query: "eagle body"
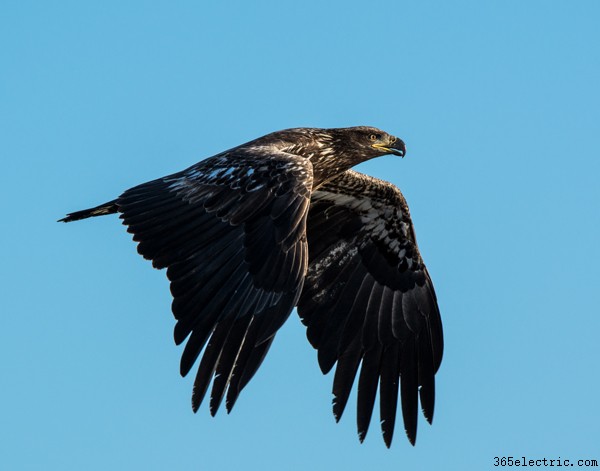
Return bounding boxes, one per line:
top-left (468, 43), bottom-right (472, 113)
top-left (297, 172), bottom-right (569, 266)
top-left (60, 126), bottom-right (443, 448)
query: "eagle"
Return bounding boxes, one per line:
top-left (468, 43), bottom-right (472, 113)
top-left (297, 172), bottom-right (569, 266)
top-left (60, 126), bottom-right (443, 448)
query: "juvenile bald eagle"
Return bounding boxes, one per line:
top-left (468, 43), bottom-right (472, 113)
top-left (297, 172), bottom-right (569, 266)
top-left (60, 126), bottom-right (443, 448)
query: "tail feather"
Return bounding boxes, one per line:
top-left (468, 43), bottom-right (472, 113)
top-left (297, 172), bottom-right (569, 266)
top-left (58, 200), bottom-right (119, 223)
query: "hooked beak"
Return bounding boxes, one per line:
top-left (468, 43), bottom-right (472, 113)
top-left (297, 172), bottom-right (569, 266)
top-left (372, 137), bottom-right (406, 157)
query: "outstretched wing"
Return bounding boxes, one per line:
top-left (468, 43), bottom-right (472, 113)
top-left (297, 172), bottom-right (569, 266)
top-left (297, 170), bottom-right (443, 447)
top-left (118, 148), bottom-right (313, 414)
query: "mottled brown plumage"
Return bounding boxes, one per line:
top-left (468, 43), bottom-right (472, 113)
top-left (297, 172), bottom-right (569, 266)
top-left (59, 126), bottom-right (442, 448)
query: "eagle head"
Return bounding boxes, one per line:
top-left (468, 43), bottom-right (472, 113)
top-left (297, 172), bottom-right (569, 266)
top-left (338, 126), bottom-right (406, 158)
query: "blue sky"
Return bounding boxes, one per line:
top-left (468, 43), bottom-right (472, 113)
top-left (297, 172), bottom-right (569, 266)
top-left (2, 1), bottom-right (599, 470)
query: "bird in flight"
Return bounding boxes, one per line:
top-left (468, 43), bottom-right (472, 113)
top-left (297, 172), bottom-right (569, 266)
top-left (60, 126), bottom-right (443, 448)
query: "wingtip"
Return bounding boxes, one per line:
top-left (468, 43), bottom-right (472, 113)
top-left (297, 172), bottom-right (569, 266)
top-left (225, 396), bottom-right (234, 414)
top-left (191, 386), bottom-right (204, 413)
top-left (180, 353), bottom-right (195, 378)
top-left (191, 393), bottom-right (200, 413)
top-left (381, 422), bottom-right (394, 448)
top-left (332, 398), bottom-right (344, 423)
top-left (406, 429), bottom-right (416, 446)
top-left (424, 411), bottom-right (434, 425)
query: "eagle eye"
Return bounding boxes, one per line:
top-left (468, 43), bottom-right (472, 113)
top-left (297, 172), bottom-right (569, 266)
top-left (369, 133), bottom-right (381, 141)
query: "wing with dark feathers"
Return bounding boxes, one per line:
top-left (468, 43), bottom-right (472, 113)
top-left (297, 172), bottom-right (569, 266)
top-left (117, 148), bottom-right (313, 414)
top-left (298, 170), bottom-right (443, 448)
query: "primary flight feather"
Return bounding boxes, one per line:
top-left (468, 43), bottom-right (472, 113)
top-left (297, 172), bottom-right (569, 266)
top-left (60, 126), bottom-right (443, 448)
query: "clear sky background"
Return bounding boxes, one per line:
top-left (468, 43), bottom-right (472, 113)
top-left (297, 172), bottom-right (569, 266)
top-left (1, 1), bottom-right (599, 470)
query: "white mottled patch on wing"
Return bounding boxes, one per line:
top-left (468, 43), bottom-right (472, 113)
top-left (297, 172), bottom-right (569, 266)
top-left (310, 239), bottom-right (358, 303)
top-left (166, 176), bottom-right (192, 191)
